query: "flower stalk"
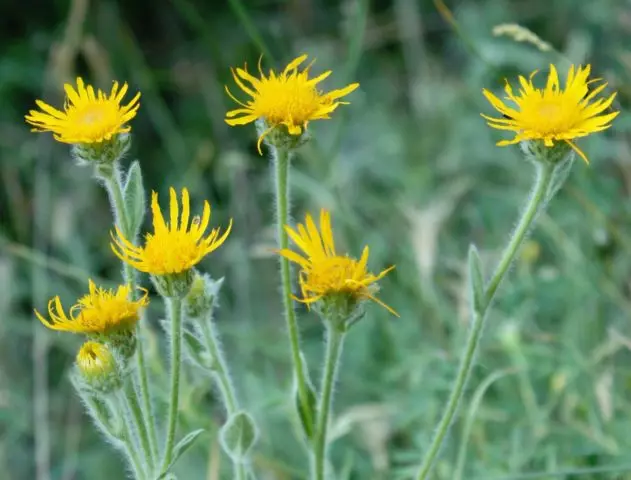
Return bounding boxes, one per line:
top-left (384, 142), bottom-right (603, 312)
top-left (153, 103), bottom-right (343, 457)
top-left (116, 392), bottom-right (148, 480)
top-left (272, 145), bottom-right (315, 440)
top-left (161, 296), bottom-right (183, 474)
top-left (313, 324), bottom-right (345, 480)
top-left (415, 160), bottom-right (555, 480)
top-left (199, 319), bottom-right (247, 480)
top-left (102, 169), bottom-right (159, 466)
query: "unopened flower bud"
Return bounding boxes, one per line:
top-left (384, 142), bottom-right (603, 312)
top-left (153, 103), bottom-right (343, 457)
top-left (184, 272), bottom-right (223, 319)
top-left (76, 341), bottom-right (122, 394)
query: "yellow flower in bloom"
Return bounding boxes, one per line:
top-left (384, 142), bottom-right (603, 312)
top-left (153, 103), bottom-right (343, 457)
top-left (25, 77), bottom-right (141, 144)
top-left (76, 341), bottom-right (116, 377)
top-left (111, 187), bottom-right (232, 275)
top-left (35, 280), bottom-right (148, 335)
top-left (279, 209), bottom-right (397, 316)
top-left (225, 54), bottom-right (359, 154)
top-left (482, 64), bottom-right (618, 163)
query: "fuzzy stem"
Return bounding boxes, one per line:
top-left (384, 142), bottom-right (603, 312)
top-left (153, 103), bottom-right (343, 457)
top-left (272, 146), bottom-right (315, 437)
top-left (313, 326), bottom-right (345, 480)
top-left (161, 297), bottom-right (183, 474)
top-left (123, 382), bottom-right (154, 472)
top-left (415, 162), bottom-right (555, 480)
top-left (102, 171), bottom-right (159, 464)
top-left (199, 319), bottom-right (246, 480)
top-left (116, 393), bottom-right (147, 480)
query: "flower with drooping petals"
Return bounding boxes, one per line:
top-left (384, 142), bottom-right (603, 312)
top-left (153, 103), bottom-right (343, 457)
top-left (35, 280), bottom-right (148, 335)
top-left (482, 64), bottom-right (618, 163)
top-left (279, 209), bottom-right (397, 316)
top-left (225, 54), bottom-right (359, 154)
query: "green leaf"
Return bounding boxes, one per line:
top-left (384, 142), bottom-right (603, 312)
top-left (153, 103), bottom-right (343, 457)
top-left (220, 411), bottom-right (258, 462)
top-left (157, 430), bottom-right (204, 479)
top-left (467, 244), bottom-right (485, 314)
top-left (123, 160), bottom-right (145, 237)
top-left (182, 330), bottom-right (213, 369)
top-left (546, 152), bottom-right (575, 203)
top-left (294, 352), bottom-right (318, 440)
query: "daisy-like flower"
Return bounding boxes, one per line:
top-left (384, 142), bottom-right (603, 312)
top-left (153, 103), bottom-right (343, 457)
top-left (279, 209), bottom-right (397, 316)
top-left (111, 187), bottom-right (232, 276)
top-left (35, 280), bottom-right (148, 335)
top-left (482, 64), bottom-right (618, 163)
top-left (25, 77), bottom-right (140, 144)
top-left (225, 54), bottom-right (359, 154)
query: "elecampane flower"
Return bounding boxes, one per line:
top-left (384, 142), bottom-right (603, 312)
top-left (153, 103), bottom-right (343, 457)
top-left (25, 77), bottom-right (140, 144)
top-left (35, 280), bottom-right (148, 335)
top-left (225, 54), bottom-right (359, 153)
top-left (279, 209), bottom-right (397, 316)
top-left (111, 187), bottom-right (232, 275)
top-left (482, 64), bottom-right (618, 163)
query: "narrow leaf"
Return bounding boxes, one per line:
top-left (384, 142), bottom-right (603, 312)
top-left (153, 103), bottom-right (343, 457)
top-left (294, 353), bottom-right (318, 440)
top-left (123, 160), bottom-right (145, 237)
top-left (467, 244), bottom-right (485, 314)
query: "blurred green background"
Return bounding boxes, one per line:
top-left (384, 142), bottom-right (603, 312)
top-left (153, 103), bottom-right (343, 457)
top-left (1, 0), bottom-right (631, 479)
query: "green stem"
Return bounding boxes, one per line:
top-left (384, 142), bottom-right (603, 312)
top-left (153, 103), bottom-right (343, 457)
top-left (313, 326), bottom-right (345, 480)
top-left (116, 394), bottom-right (147, 480)
top-left (483, 163), bottom-right (554, 304)
top-left (161, 297), bottom-right (183, 474)
top-left (199, 320), bottom-right (246, 480)
top-left (272, 147), bottom-right (315, 436)
top-left (103, 170), bottom-right (159, 464)
top-left (415, 162), bottom-right (554, 480)
top-left (123, 381), bottom-right (154, 471)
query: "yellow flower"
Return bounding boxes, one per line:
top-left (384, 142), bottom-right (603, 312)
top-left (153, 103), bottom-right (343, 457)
top-left (111, 187), bottom-right (232, 275)
top-left (25, 77), bottom-right (141, 144)
top-left (76, 341), bottom-right (117, 377)
top-left (482, 64), bottom-right (618, 163)
top-left (35, 280), bottom-right (148, 335)
top-left (76, 341), bottom-right (122, 392)
top-left (279, 209), bottom-right (397, 316)
top-left (225, 54), bottom-right (359, 154)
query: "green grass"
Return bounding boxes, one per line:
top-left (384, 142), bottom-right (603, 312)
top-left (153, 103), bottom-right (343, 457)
top-left (1, 0), bottom-right (631, 478)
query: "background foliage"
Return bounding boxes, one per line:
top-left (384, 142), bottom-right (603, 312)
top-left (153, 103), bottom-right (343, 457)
top-left (1, 0), bottom-right (631, 479)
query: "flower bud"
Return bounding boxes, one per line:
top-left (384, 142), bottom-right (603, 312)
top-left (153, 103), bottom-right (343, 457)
top-left (184, 272), bottom-right (223, 319)
top-left (76, 341), bottom-right (122, 394)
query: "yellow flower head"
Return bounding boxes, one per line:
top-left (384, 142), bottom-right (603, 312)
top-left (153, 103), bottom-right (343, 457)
top-left (76, 341), bottom-right (117, 377)
top-left (482, 64), bottom-right (618, 163)
top-left (25, 77), bottom-right (141, 144)
top-left (111, 187), bottom-right (232, 275)
top-left (225, 54), bottom-right (359, 154)
top-left (279, 209), bottom-right (397, 316)
top-left (35, 280), bottom-right (148, 335)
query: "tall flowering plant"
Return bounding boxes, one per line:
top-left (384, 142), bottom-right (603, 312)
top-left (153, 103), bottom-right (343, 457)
top-left (27, 79), bottom-right (247, 479)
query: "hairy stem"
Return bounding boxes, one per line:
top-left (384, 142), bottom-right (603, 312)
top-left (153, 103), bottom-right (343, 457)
top-left (272, 146), bottom-right (314, 437)
top-left (103, 170), bottom-right (159, 464)
top-left (160, 297), bottom-right (183, 473)
top-left (415, 162), bottom-right (554, 480)
top-left (123, 382), bottom-right (154, 472)
top-left (116, 394), bottom-right (147, 480)
top-left (313, 327), bottom-right (345, 480)
top-left (199, 319), bottom-right (246, 480)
